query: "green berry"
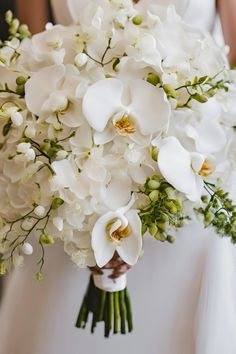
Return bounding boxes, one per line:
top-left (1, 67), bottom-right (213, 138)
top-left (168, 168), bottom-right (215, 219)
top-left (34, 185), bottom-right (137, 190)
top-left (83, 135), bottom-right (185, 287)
top-left (132, 15), bottom-right (142, 25)
top-left (149, 190), bottom-right (160, 202)
top-left (147, 179), bottom-right (160, 190)
top-left (147, 73), bottom-right (160, 86)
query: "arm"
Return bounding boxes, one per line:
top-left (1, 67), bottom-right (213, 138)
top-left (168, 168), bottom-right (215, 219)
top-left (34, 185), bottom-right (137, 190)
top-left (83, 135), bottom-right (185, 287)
top-left (15, 0), bottom-right (49, 34)
top-left (217, 0), bottom-right (236, 66)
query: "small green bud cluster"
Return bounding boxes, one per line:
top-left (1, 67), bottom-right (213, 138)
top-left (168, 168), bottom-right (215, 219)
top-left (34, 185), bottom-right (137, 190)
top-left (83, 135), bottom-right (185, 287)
top-left (15, 76), bottom-right (28, 96)
top-left (35, 271), bottom-right (43, 281)
top-left (40, 233), bottom-right (54, 245)
top-left (196, 185), bottom-right (236, 243)
top-left (139, 176), bottom-right (187, 243)
top-left (4, 10), bottom-right (31, 41)
top-left (177, 74), bottom-right (229, 108)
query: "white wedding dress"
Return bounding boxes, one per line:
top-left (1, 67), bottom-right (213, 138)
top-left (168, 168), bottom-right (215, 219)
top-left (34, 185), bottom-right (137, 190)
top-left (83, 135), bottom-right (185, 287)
top-left (0, 1), bottom-right (236, 354)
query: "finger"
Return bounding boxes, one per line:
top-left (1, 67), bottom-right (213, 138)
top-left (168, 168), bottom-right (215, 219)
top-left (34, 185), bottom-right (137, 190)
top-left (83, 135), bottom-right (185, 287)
top-left (89, 266), bottom-right (103, 275)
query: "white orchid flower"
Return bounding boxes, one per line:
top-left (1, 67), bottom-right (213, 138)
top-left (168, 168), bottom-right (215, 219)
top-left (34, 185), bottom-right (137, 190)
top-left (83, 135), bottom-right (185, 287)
top-left (25, 64), bottom-right (84, 128)
top-left (157, 137), bottom-right (214, 201)
top-left (83, 77), bottom-right (170, 145)
top-left (92, 195), bottom-right (142, 267)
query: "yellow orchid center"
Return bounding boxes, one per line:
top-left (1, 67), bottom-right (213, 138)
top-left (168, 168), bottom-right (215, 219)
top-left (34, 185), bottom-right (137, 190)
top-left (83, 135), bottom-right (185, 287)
top-left (198, 159), bottom-right (214, 177)
top-left (111, 225), bottom-right (131, 241)
top-left (114, 114), bottom-right (136, 136)
top-left (106, 220), bottom-right (131, 242)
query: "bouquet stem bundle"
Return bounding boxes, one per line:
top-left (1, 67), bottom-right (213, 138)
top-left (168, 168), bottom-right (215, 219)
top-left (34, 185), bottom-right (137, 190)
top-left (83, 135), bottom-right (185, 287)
top-left (76, 275), bottom-right (133, 337)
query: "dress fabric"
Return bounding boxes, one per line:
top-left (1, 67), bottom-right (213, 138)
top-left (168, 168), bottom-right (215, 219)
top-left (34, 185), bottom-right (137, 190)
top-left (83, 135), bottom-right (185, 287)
top-left (0, 1), bottom-right (236, 354)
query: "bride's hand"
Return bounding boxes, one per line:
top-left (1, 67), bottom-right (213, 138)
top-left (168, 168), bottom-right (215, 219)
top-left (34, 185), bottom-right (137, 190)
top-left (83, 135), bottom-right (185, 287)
top-left (90, 252), bottom-right (132, 279)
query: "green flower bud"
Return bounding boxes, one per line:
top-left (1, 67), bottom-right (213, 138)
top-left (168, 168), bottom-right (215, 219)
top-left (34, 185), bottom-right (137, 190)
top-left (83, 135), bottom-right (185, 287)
top-left (149, 223), bottom-right (158, 236)
top-left (165, 187), bottom-right (175, 199)
top-left (165, 200), bottom-right (178, 214)
top-left (159, 182), bottom-right (171, 191)
top-left (0, 260), bottom-right (7, 275)
top-left (205, 211), bottom-right (215, 225)
top-left (40, 233), bottom-right (54, 245)
top-left (18, 24), bottom-right (30, 37)
top-left (172, 199), bottom-right (182, 212)
top-left (16, 85), bottom-right (25, 96)
top-left (156, 221), bottom-right (167, 231)
top-left (132, 15), bottom-right (142, 25)
top-left (47, 146), bottom-right (61, 158)
top-left (5, 10), bottom-right (13, 24)
top-left (51, 197), bottom-right (64, 210)
top-left (166, 235), bottom-right (175, 244)
top-left (151, 147), bottom-right (158, 161)
top-left (149, 190), bottom-right (160, 203)
top-left (201, 195), bottom-right (209, 204)
top-left (142, 224), bottom-right (147, 235)
top-left (217, 212), bottom-right (227, 222)
top-left (9, 19), bottom-right (20, 35)
top-left (154, 232), bottom-right (166, 242)
top-left (158, 214), bottom-right (169, 223)
top-left (163, 84), bottom-right (178, 99)
top-left (147, 179), bottom-right (160, 190)
top-left (16, 76), bottom-right (28, 86)
top-left (147, 73), bottom-right (160, 86)
top-left (35, 271), bottom-right (43, 281)
top-left (191, 93), bottom-right (208, 103)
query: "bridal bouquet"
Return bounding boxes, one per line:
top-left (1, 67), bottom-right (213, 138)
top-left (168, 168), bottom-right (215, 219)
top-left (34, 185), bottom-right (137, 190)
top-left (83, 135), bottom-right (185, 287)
top-left (0, 0), bottom-right (236, 337)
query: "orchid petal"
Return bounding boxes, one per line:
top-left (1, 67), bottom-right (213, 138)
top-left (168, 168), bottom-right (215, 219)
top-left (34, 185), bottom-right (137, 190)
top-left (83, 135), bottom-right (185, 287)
top-left (92, 212), bottom-right (117, 267)
top-left (82, 78), bottom-right (123, 132)
top-left (94, 126), bottom-right (116, 145)
top-left (158, 137), bottom-right (203, 201)
top-left (116, 210), bottom-right (142, 265)
top-left (186, 119), bottom-right (227, 154)
top-left (190, 153), bottom-right (205, 173)
top-left (129, 80), bottom-right (170, 135)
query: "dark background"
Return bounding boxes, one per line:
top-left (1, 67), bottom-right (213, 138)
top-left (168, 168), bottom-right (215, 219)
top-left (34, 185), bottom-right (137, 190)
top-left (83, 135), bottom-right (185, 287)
top-left (0, 0), bottom-right (15, 39)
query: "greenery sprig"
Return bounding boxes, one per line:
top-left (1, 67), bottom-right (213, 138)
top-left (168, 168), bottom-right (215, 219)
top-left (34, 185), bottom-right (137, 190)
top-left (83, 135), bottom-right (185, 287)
top-left (145, 71), bottom-right (230, 108)
top-left (196, 182), bottom-right (236, 243)
top-left (175, 73), bottom-right (229, 108)
top-left (0, 197), bottom-right (64, 277)
top-left (4, 10), bottom-right (31, 42)
top-left (139, 176), bottom-right (188, 243)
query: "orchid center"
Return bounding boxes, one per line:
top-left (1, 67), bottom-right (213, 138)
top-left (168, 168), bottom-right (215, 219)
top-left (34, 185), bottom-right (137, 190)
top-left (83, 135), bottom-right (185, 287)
top-left (106, 219), bottom-right (131, 243)
top-left (114, 114), bottom-right (135, 136)
top-left (198, 159), bottom-right (214, 177)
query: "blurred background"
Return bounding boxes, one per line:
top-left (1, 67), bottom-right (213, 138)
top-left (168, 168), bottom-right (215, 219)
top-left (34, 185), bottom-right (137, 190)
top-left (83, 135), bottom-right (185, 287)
top-left (0, 0), bottom-right (53, 39)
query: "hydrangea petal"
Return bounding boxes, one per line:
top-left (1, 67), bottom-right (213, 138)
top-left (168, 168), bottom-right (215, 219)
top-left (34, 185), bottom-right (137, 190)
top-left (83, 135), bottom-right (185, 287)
top-left (25, 65), bottom-right (65, 116)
